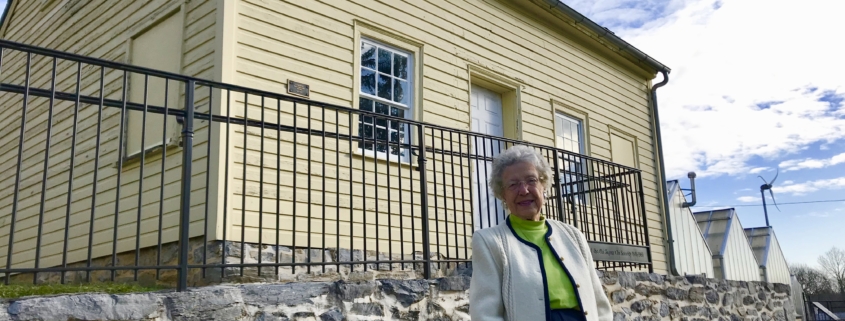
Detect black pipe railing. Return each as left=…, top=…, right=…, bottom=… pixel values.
left=0, top=39, right=651, bottom=291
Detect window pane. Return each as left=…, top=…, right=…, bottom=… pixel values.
left=376, top=127, right=388, bottom=153
left=361, top=43, right=376, bottom=69
left=561, top=120, right=572, bottom=138
left=360, top=97, right=374, bottom=124
left=361, top=68, right=376, bottom=95
left=376, top=127, right=388, bottom=141
left=375, top=102, right=389, bottom=127
left=377, top=74, right=392, bottom=100
left=393, top=54, right=408, bottom=79
left=360, top=97, right=374, bottom=112
left=375, top=102, right=390, bottom=115
left=378, top=48, right=392, bottom=75
left=393, top=79, right=409, bottom=105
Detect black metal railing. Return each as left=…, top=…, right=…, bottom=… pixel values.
left=804, top=294, right=845, bottom=321
left=0, top=39, right=650, bottom=291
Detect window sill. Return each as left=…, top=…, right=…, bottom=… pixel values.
left=116, top=138, right=180, bottom=168
left=351, top=147, right=420, bottom=170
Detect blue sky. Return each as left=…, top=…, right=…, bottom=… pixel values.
left=563, top=0, right=845, bottom=268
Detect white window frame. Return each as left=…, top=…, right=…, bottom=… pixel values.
left=357, top=38, right=414, bottom=163
left=555, top=112, right=588, bottom=203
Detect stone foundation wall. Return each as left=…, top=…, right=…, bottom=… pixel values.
left=4, top=238, right=461, bottom=288
left=0, top=270, right=797, bottom=321
left=600, top=271, right=796, bottom=321
left=1, top=271, right=473, bottom=321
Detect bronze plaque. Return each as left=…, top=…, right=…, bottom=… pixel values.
left=587, top=242, right=650, bottom=264
left=287, top=80, right=310, bottom=97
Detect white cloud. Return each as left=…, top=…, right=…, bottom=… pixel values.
left=733, top=188, right=752, bottom=194
left=570, top=0, right=845, bottom=178
left=748, top=167, right=769, bottom=174
left=736, top=196, right=757, bottom=203
left=782, top=180, right=794, bottom=185
left=772, top=177, right=845, bottom=196
left=779, top=152, right=845, bottom=172
left=795, top=212, right=832, bottom=218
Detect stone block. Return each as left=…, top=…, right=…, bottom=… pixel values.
left=238, top=283, right=331, bottom=307
left=685, top=274, right=707, bottom=285
left=706, top=289, right=720, bottom=304
left=351, top=303, right=384, bottom=316
left=611, top=290, right=627, bottom=304
left=7, top=293, right=163, bottom=321
left=635, top=283, right=662, bottom=297
left=665, top=287, right=689, bottom=301
left=723, top=293, right=735, bottom=307
left=603, top=271, right=620, bottom=286
left=689, top=287, right=705, bottom=303
left=655, top=301, right=668, bottom=317
left=165, top=286, right=248, bottom=321
left=773, top=283, right=791, bottom=294
left=630, top=299, right=652, bottom=313
left=682, top=305, right=700, bottom=316
left=380, top=279, right=429, bottom=307
left=438, top=276, right=471, bottom=291
left=335, top=280, right=378, bottom=301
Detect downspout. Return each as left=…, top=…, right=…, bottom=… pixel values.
left=651, top=70, right=679, bottom=276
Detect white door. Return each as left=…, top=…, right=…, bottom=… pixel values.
left=470, top=85, right=506, bottom=230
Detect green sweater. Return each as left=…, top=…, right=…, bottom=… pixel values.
left=509, top=215, right=579, bottom=310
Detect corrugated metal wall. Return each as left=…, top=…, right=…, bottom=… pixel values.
left=695, top=209, right=760, bottom=282
left=765, top=231, right=791, bottom=285
left=745, top=227, right=790, bottom=285
left=667, top=181, right=714, bottom=277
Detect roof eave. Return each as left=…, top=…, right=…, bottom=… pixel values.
left=540, top=0, right=671, bottom=74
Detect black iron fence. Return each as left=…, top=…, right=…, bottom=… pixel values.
left=0, top=39, right=650, bottom=291
left=804, top=294, right=845, bottom=321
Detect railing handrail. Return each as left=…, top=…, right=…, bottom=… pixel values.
left=0, top=38, right=652, bottom=290
left=0, top=39, right=640, bottom=172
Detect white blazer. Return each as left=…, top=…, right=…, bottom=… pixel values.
left=469, top=218, right=613, bottom=321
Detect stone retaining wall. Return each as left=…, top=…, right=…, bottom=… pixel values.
left=0, top=270, right=796, bottom=321
left=4, top=239, right=459, bottom=288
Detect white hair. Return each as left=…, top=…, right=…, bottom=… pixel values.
left=488, top=145, right=553, bottom=200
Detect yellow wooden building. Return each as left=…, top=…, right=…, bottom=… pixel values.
left=0, top=0, right=673, bottom=278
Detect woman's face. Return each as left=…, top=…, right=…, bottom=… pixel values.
left=501, top=161, right=545, bottom=221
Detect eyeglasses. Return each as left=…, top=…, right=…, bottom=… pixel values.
left=506, top=177, right=541, bottom=191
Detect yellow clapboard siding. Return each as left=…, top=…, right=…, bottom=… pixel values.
left=0, top=0, right=218, bottom=269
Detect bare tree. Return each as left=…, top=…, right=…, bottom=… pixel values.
left=818, top=247, right=845, bottom=294
left=791, top=263, right=835, bottom=295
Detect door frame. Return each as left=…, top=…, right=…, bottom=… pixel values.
left=466, top=64, right=523, bottom=141
left=466, top=64, right=523, bottom=230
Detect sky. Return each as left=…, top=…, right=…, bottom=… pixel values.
left=563, top=0, right=845, bottom=268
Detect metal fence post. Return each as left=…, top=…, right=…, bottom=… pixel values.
left=635, top=171, right=653, bottom=273
left=552, top=150, right=567, bottom=224
left=416, top=124, right=432, bottom=279
left=177, top=80, right=195, bottom=291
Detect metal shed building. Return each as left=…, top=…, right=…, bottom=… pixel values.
left=694, top=209, right=760, bottom=282
left=745, top=226, right=791, bottom=285
left=666, top=180, right=714, bottom=277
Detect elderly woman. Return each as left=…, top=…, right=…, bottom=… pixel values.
left=469, top=145, right=612, bottom=321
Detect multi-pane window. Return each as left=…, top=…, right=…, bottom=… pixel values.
left=358, top=39, right=412, bottom=159
left=555, top=112, right=586, bottom=199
